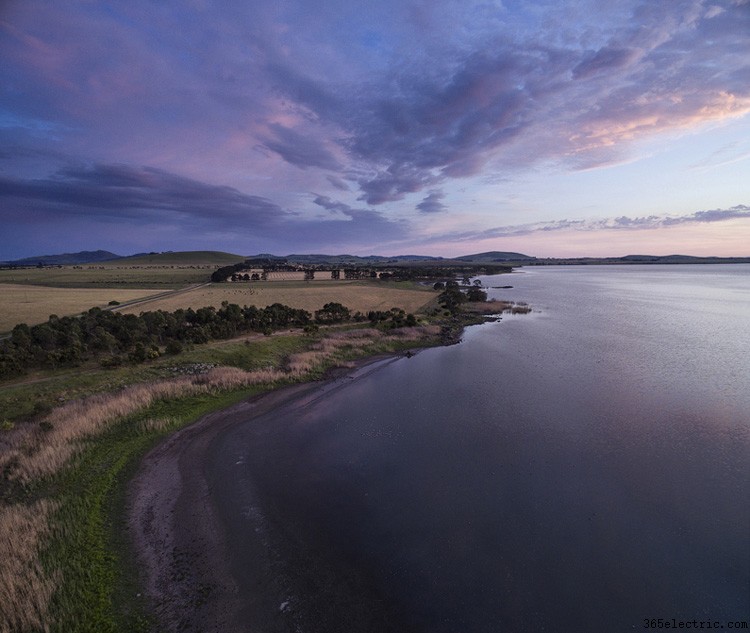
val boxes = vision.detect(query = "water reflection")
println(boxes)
[221,265,750,632]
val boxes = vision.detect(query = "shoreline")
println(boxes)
[127,352,410,632]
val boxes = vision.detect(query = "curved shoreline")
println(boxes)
[127,354,406,632]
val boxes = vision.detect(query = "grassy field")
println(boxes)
[0,265,215,289]
[0,284,164,331]
[0,278,437,333]
[119,280,438,315]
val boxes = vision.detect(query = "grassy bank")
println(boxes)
[0,323,443,633]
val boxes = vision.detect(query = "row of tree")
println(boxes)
[0,301,417,379]
[211,260,512,283]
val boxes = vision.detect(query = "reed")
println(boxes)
[0,500,59,633]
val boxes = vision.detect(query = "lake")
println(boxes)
[208,265,750,632]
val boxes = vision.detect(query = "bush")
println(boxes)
[165,340,183,355]
[100,355,124,368]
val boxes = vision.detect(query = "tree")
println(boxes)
[437,284,465,313]
[466,287,488,302]
[315,302,351,324]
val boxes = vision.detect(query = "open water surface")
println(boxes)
[209,265,750,632]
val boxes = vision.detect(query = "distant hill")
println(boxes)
[527,254,750,265]
[453,251,536,263]
[3,250,122,266]
[619,254,736,263]
[248,253,444,265]
[115,251,246,266]
[5,248,746,270]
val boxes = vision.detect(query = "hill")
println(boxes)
[453,251,536,263]
[3,250,122,266]
[279,254,442,265]
[113,251,246,266]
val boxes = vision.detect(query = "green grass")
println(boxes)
[42,386,263,633]
[0,334,313,428]
[0,266,211,289]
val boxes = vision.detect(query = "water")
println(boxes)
[211,265,750,632]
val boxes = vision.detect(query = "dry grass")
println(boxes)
[0,284,162,331]
[0,499,59,633]
[119,281,436,316]
[0,369,284,484]
[0,325,440,484]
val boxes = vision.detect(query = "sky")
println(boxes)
[1,0,749,260]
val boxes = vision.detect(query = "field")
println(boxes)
[0,284,164,331]
[119,280,437,316]
[0,265,215,289]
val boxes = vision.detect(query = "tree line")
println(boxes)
[0,301,418,379]
[210,260,512,283]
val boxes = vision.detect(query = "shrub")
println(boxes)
[165,340,183,355]
[100,355,123,368]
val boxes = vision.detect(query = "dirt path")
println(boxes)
[105,282,212,312]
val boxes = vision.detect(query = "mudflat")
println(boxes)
[127,356,404,633]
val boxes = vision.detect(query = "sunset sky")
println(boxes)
[1,0,748,260]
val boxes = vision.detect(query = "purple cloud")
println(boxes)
[0,164,288,225]
[417,190,447,214]
[261,124,341,171]
[573,47,641,79]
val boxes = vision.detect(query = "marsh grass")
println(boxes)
[0,322,443,632]
[0,500,59,633]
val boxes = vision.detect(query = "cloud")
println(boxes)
[356,164,442,204]
[326,174,350,191]
[304,194,407,244]
[572,47,641,79]
[261,124,341,171]
[423,204,750,243]
[0,163,289,226]
[311,193,398,224]
[0,164,410,256]
[416,190,447,213]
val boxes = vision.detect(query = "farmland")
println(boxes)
[0,265,215,289]
[119,280,437,317]
[0,284,163,331]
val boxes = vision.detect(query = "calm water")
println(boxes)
[211,265,750,632]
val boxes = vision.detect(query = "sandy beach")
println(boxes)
[127,356,406,633]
